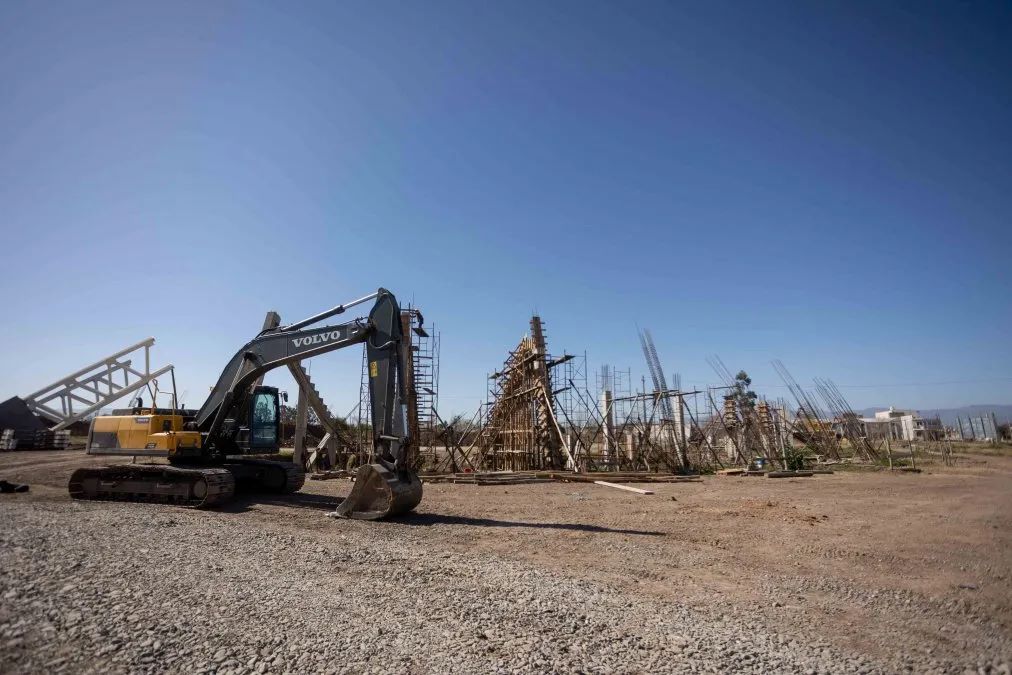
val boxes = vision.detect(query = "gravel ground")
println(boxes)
[3,501,888,674]
[1,450,1010,673]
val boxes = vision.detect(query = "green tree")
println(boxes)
[732,371,758,414]
[279,404,321,427]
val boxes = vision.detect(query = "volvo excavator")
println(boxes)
[68,289,423,520]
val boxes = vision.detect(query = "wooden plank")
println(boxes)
[309,470,351,481]
[593,480,654,495]
[548,472,698,484]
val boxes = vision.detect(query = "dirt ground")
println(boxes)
[1,448,1010,672]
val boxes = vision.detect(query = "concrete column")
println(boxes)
[675,393,686,447]
[600,390,614,463]
[326,434,338,469]
[292,372,309,469]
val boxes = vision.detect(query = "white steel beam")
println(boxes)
[22,338,174,430]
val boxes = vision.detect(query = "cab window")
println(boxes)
[251,392,278,447]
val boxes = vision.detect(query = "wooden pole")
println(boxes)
[885,432,893,471]
[594,480,654,495]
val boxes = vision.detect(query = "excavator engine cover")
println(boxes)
[333,463,422,520]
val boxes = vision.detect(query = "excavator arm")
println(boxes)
[332,291,422,518]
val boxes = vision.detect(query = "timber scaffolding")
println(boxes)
[435,318,791,474]
[421,317,892,477]
[772,360,882,462]
[476,316,572,471]
[453,318,719,474]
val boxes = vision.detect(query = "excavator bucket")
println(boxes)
[332,463,422,520]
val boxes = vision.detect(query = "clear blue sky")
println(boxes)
[1,1,1010,417]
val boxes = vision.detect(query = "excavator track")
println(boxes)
[68,465,235,508]
[225,458,306,494]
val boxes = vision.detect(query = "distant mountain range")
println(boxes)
[856,405,1012,426]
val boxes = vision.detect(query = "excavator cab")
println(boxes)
[248,387,280,450]
[233,387,282,453]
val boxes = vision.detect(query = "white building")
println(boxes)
[873,407,943,441]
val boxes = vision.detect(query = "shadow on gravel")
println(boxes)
[398,512,665,536]
[218,492,338,513]
[213,497,664,536]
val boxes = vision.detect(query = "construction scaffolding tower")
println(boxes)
[552,350,589,436]
[356,345,372,463]
[475,316,571,471]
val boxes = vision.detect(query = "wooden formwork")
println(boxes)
[474,317,569,472]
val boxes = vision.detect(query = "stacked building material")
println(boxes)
[32,429,71,450]
[0,428,72,451]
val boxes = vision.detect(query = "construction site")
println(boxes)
[1,300,1010,674]
[3,3,1012,673]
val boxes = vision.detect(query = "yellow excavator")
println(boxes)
[69,288,422,520]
